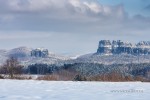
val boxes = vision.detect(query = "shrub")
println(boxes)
[74,74,87,81]
[37,75,59,81]
[0,75,4,79]
[87,72,135,82]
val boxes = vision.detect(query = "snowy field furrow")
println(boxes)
[0,80,149,100]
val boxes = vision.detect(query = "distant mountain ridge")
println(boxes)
[0,47,70,66]
[0,40,150,66]
[8,47,32,58]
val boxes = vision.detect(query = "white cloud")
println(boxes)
[0,0,149,42]
[0,0,126,19]
[0,0,130,34]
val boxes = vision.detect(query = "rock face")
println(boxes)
[97,40,112,54]
[31,48,49,58]
[97,40,150,55]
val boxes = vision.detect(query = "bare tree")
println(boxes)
[1,57,23,79]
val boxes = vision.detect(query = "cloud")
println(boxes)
[0,0,150,54]
[0,0,127,20]
[0,0,129,33]
[0,0,149,35]
[144,4,150,10]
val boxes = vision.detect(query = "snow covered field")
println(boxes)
[0,80,149,100]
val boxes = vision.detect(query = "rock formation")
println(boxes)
[97,40,150,55]
[31,48,49,58]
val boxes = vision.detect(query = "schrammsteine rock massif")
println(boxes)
[76,40,150,64]
[97,40,150,55]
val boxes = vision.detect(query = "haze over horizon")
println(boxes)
[0,0,150,55]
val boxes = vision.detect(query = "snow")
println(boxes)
[76,54,150,64]
[0,47,70,66]
[0,80,149,100]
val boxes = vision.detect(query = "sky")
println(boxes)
[0,0,150,55]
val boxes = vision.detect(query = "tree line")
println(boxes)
[0,57,150,81]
